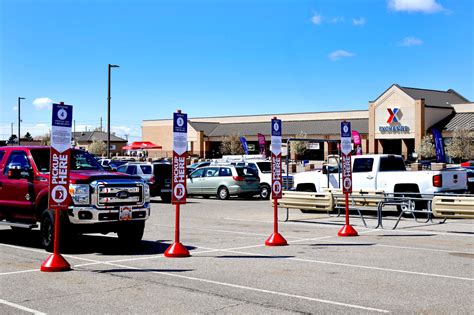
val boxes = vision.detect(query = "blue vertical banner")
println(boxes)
[431,128,446,163]
[239,136,249,155]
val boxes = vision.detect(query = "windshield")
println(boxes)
[256,162,271,173]
[30,149,104,173]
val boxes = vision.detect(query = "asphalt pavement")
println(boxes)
[1,197,473,314]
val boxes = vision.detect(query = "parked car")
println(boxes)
[187,161,211,175]
[117,162,172,202]
[187,165,260,200]
[151,162,172,203]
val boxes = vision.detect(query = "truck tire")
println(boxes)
[217,186,230,200]
[40,209,55,252]
[260,184,270,200]
[117,221,145,244]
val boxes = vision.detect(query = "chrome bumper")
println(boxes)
[68,203,150,224]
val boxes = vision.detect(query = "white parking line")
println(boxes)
[0,299,45,315]
[96,260,390,313]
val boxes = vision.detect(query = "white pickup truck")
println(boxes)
[293,154,467,198]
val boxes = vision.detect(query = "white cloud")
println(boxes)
[328,50,355,61]
[12,106,18,112]
[33,97,54,110]
[311,12,322,25]
[352,17,366,26]
[329,17,344,23]
[388,0,444,13]
[398,36,423,47]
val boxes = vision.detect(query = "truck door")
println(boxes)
[351,157,377,190]
[0,151,35,220]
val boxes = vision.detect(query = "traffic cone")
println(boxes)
[164,242,190,257]
[265,232,288,246]
[40,253,71,272]
[338,224,358,237]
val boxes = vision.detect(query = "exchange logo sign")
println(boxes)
[172,111,187,204]
[49,103,73,210]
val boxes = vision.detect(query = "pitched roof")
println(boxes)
[72,131,127,142]
[399,86,469,108]
[442,113,474,131]
[188,121,219,135]
[207,119,368,137]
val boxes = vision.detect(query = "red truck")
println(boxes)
[0,146,151,251]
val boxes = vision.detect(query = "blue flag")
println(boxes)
[240,137,249,155]
[431,128,446,163]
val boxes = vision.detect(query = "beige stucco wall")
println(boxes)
[372,85,416,140]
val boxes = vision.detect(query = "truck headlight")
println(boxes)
[144,183,151,202]
[69,184,90,205]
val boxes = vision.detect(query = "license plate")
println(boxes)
[119,206,133,221]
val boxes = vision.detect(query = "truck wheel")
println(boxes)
[40,209,55,252]
[217,186,230,200]
[260,184,270,200]
[117,221,145,243]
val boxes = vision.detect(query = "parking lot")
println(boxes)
[1,197,473,314]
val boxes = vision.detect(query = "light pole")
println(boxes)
[107,64,120,158]
[18,97,25,145]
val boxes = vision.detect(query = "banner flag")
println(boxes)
[239,137,249,155]
[258,133,266,158]
[432,128,446,163]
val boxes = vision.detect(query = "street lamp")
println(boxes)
[18,97,25,145]
[107,64,120,158]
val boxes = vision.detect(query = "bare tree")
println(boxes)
[446,128,474,162]
[220,134,244,155]
[88,140,107,156]
[416,134,435,160]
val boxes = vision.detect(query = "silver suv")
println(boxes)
[187,165,260,200]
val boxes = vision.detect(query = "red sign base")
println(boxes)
[40,253,71,272]
[338,224,358,237]
[265,232,288,246]
[164,242,190,257]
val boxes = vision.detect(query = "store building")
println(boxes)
[142,84,473,160]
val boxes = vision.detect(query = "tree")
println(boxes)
[40,133,51,146]
[23,132,34,141]
[88,140,107,156]
[416,134,435,160]
[290,131,308,161]
[220,134,244,155]
[7,134,17,144]
[446,128,474,162]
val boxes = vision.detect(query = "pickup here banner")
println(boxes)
[172,112,187,204]
[271,118,282,199]
[341,121,352,194]
[49,103,73,210]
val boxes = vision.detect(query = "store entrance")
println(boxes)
[382,139,402,155]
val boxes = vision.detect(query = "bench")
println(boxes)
[431,195,474,219]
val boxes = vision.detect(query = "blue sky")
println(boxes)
[1,0,472,142]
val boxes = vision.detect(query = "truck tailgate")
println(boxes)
[441,171,467,191]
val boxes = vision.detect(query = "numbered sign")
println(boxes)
[340,121,352,194]
[48,103,73,210]
[271,118,282,199]
[172,112,187,204]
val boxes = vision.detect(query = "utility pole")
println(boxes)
[18,97,25,145]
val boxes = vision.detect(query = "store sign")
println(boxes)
[49,103,73,210]
[379,107,410,133]
[271,118,282,199]
[172,112,187,204]
[341,121,352,194]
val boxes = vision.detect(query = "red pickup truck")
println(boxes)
[0,146,151,251]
